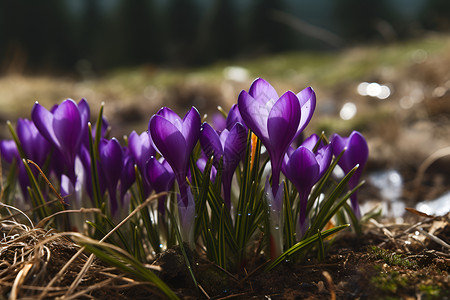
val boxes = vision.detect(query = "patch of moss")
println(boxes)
[370,269,408,294]
[418,283,450,299]
[369,246,417,268]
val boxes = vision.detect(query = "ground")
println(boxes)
[0,34,450,299]
[0,214,448,299]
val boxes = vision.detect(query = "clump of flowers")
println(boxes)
[0,78,368,278]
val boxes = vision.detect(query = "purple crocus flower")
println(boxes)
[149,107,201,243]
[283,139,332,239]
[146,156,175,215]
[32,99,87,181]
[1,119,52,200]
[99,138,124,216]
[331,131,369,219]
[199,122,247,209]
[149,107,201,205]
[238,78,316,195]
[128,130,156,196]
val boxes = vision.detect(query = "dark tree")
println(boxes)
[114,0,164,65]
[165,0,200,64]
[193,0,238,64]
[0,0,73,73]
[244,0,290,54]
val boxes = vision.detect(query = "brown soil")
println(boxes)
[1,213,448,299]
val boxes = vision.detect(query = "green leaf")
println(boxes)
[22,158,50,218]
[191,155,213,239]
[78,237,179,300]
[317,229,325,262]
[266,224,349,271]
[283,181,295,250]
[218,204,226,269]
[88,122,102,210]
[306,165,359,238]
[307,149,345,216]
[7,121,26,159]
[134,165,161,254]
[343,202,362,236]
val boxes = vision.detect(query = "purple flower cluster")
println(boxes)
[0,78,369,247]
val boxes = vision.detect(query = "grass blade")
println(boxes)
[266,224,349,271]
[77,236,179,300]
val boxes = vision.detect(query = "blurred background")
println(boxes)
[1,0,449,72]
[0,0,449,218]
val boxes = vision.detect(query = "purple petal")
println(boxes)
[330,133,349,167]
[16,118,35,158]
[295,87,316,137]
[195,156,217,183]
[146,156,175,193]
[346,131,369,184]
[53,99,82,159]
[237,90,269,143]
[181,107,201,153]
[146,156,175,214]
[0,140,19,163]
[199,122,223,164]
[223,122,247,167]
[78,98,91,126]
[222,123,247,208]
[78,145,94,199]
[332,131,368,219]
[31,101,59,147]
[281,146,296,175]
[120,153,136,199]
[347,131,369,168]
[60,174,74,198]
[248,78,279,103]
[226,104,246,131]
[157,107,183,131]
[17,118,51,165]
[316,144,332,178]
[128,131,155,172]
[267,91,301,163]
[99,138,124,186]
[149,114,188,178]
[285,146,320,193]
[99,138,123,215]
[301,133,319,151]
[212,113,226,132]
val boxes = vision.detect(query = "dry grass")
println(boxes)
[0,216,164,299]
